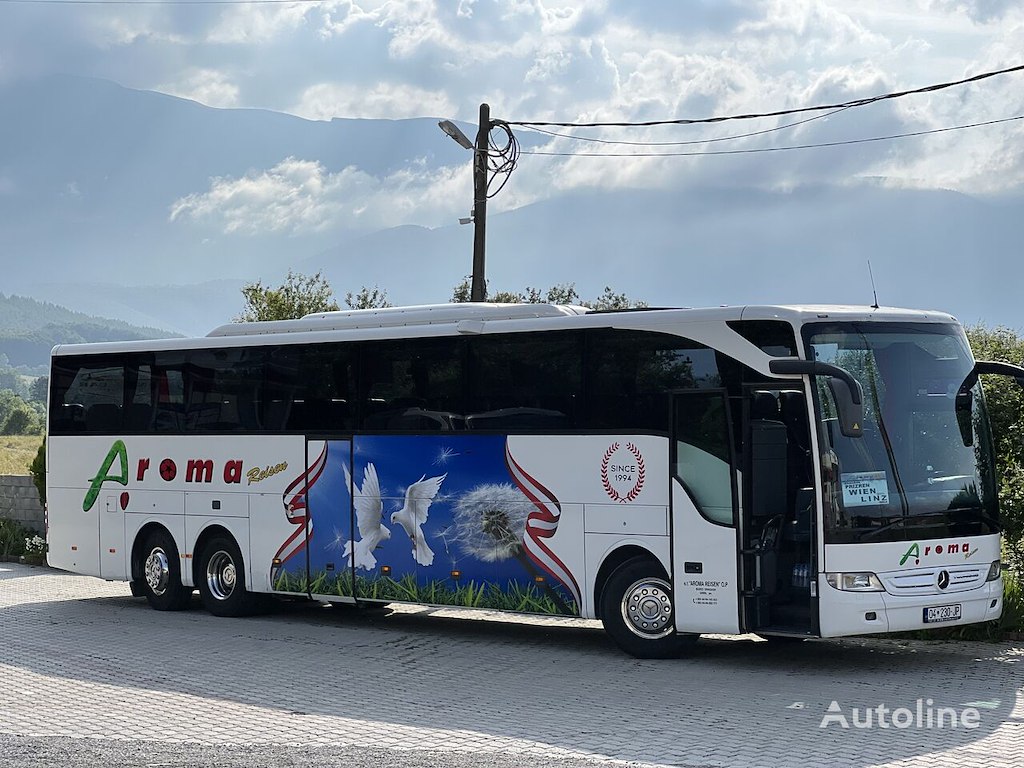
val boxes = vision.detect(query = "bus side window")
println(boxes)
[50,361,125,435]
[673,391,734,525]
[466,332,580,429]
[361,338,463,431]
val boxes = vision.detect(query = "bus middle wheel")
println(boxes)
[198,535,259,617]
[139,528,192,611]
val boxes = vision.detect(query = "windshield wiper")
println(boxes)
[858,507,999,541]
[944,506,1001,529]
[858,510,952,541]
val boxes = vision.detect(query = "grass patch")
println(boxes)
[0,436,42,475]
[273,568,576,616]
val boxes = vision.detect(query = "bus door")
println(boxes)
[741,387,816,635]
[273,438,356,600]
[671,390,741,634]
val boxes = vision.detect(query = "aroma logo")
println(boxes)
[898,540,973,566]
[83,440,129,512]
[82,440,250,511]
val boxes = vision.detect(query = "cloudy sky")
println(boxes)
[2,0,1023,241]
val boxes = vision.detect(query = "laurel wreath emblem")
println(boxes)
[600,442,646,503]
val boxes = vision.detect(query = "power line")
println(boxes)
[0,0,325,5]
[518,114,1024,158]
[519,106,855,147]
[507,63,1024,129]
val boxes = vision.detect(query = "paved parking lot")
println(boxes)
[1,562,1022,767]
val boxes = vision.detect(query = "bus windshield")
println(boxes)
[804,322,998,544]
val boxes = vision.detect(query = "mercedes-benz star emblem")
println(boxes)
[937,570,950,590]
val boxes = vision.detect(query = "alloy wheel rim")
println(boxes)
[144,547,170,596]
[206,550,237,601]
[620,577,674,639]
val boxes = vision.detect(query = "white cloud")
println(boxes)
[291,81,455,120]
[206,2,316,45]
[157,68,240,108]
[169,156,471,234]
[2,0,1022,199]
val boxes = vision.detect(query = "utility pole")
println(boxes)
[470,103,490,302]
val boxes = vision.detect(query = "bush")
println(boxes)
[966,325,1024,558]
[996,567,1021,630]
[29,439,45,507]
[0,518,31,558]
[22,534,46,564]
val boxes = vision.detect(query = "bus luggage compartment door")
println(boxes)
[99,494,127,580]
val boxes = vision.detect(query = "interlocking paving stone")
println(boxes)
[1,563,1021,767]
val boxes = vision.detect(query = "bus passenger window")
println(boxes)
[673,392,734,524]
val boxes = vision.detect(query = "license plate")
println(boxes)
[924,604,962,623]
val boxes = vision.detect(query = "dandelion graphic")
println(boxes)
[434,445,461,466]
[452,483,528,561]
[435,524,463,572]
[452,483,571,613]
[327,526,347,553]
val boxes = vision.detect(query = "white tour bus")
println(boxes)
[45,303,1024,658]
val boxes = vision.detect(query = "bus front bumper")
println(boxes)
[817,577,1003,638]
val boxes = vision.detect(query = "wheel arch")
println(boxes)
[593,544,668,619]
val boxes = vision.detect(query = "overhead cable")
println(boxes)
[507,64,1024,129]
[517,114,1024,158]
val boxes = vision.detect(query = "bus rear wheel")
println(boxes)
[601,558,690,659]
[197,535,259,617]
[139,529,192,611]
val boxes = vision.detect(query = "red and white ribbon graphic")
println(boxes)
[272,443,328,577]
[505,442,581,608]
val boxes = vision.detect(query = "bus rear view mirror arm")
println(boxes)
[769,359,865,438]
[955,360,1024,447]
[969,360,1024,390]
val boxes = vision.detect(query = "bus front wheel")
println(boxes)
[601,558,690,659]
[197,535,259,617]
[139,529,192,611]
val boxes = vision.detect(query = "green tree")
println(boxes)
[0,367,25,397]
[236,270,340,322]
[966,325,1024,568]
[345,286,392,310]
[450,280,644,309]
[0,390,40,435]
[2,407,36,435]
[29,376,48,403]
[29,440,45,507]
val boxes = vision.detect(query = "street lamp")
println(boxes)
[438,120,473,150]
[438,103,491,302]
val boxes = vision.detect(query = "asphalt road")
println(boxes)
[1,562,1021,767]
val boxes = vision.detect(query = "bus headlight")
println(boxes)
[986,561,1003,582]
[825,572,885,592]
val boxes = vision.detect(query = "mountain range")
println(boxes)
[0,293,177,373]
[1,74,1021,338]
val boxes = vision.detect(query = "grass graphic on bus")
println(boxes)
[271,435,579,616]
[272,571,570,614]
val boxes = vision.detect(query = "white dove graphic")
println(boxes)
[342,463,390,570]
[391,473,447,567]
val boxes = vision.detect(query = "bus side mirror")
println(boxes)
[769,359,864,438]
[956,360,1024,447]
[955,388,973,447]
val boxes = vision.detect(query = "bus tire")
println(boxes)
[197,535,259,617]
[140,529,192,611]
[600,558,688,659]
